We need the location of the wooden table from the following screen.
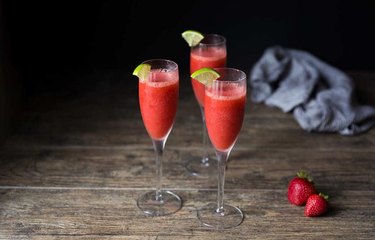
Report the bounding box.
[1,70,374,239]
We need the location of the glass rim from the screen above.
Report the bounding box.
[141,59,178,71]
[197,33,226,46]
[212,67,247,83]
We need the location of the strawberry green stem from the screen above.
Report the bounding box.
[297,170,313,182]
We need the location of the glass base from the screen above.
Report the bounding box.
[137,190,182,216]
[197,202,244,229]
[185,156,217,177]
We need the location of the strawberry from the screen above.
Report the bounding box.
[287,171,316,206]
[304,193,329,217]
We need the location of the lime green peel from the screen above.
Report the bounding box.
[182,30,204,47]
[191,67,220,85]
[133,63,151,80]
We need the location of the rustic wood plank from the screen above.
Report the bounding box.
[1,70,374,239]
[0,188,374,239]
[0,148,374,191]
[2,100,374,150]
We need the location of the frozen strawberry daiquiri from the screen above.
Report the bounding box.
[190,38,227,106]
[139,70,179,140]
[205,82,246,152]
[134,59,182,217]
[186,33,227,176]
[197,67,247,230]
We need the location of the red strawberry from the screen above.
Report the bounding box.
[305,193,329,217]
[287,171,316,206]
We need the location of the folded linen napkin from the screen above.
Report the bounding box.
[249,46,375,135]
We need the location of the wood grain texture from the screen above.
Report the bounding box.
[0,148,374,191]
[0,70,374,239]
[0,189,374,239]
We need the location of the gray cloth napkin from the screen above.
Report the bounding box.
[249,46,375,135]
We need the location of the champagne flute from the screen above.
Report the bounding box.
[134,59,182,216]
[197,67,246,229]
[186,33,227,176]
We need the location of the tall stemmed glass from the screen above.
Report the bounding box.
[197,68,247,229]
[135,59,182,216]
[186,34,227,176]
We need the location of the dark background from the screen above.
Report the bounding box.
[3,0,375,92]
[1,0,375,142]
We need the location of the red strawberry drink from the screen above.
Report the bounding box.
[197,68,247,229]
[190,35,227,106]
[185,33,227,176]
[139,69,179,140]
[135,59,182,216]
[205,80,246,151]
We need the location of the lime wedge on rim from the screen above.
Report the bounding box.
[191,67,220,85]
[182,30,204,47]
[133,63,151,80]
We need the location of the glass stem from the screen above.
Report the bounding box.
[152,139,166,201]
[216,150,229,214]
[200,106,210,165]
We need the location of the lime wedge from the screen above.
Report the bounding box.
[191,67,220,85]
[133,63,151,80]
[182,30,204,47]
